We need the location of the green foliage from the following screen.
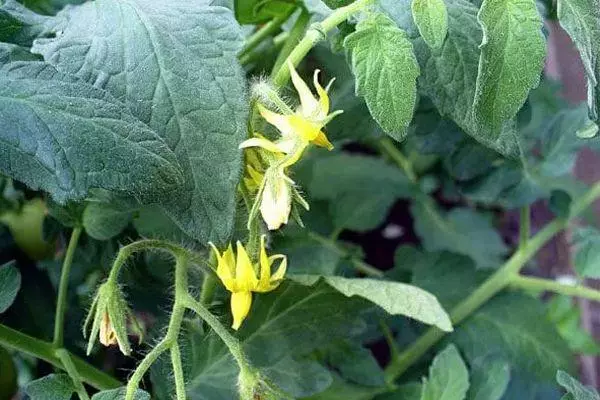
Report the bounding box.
[474,0,546,133]
[572,226,600,278]
[557,0,600,122]
[548,295,600,356]
[234,0,294,24]
[344,12,420,141]
[25,374,76,400]
[31,0,248,243]
[556,370,600,400]
[0,261,20,313]
[420,344,469,400]
[92,388,150,400]
[292,275,453,331]
[82,202,133,241]
[411,0,448,49]
[467,357,510,400]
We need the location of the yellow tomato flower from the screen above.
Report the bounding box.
[240,61,342,168]
[209,236,286,330]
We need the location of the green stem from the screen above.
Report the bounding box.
[272,0,375,87]
[377,138,417,183]
[0,324,120,390]
[53,227,82,348]
[184,296,249,370]
[125,253,190,400]
[519,205,530,250]
[200,249,218,305]
[239,9,295,59]
[307,231,384,277]
[171,343,186,400]
[271,8,310,78]
[511,275,600,302]
[56,349,90,400]
[384,182,600,382]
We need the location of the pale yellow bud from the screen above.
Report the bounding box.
[260,169,292,230]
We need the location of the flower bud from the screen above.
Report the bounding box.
[83,281,132,356]
[260,168,292,231]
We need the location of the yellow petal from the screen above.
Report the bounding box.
[280,142,308,168]
[211,242,236,292]
[311,130,334,150]
[240,137,285,154]
[288,60,320,119]
[269,254,287,282]
[99,312,117,347]
[258,235,271,290]
[313,70,330,117]
[235,241,258,291]
[288,115,322,142]
[258,105,296,137]
[230,291,252,330]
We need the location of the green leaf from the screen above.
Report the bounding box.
[451,293,573,379]
[0,42,39,64]
[24,374,75,400]
[0,261,20,313]
[292,275,453,331]
[83,202,132,241]
[320,0,352,8]
[420,344,469,400]
[32,0,248,243]
[273,231,341,275]
[473,0,546,132]
[326,340,385,387]
[234,0,294,24]
[344,12,420,141]
[0,0,56,46]
[306,153,415,232]
[17,0,85,15]
[305,374,385,400]
[573,226,600,279]
[411,0,448,49]
[384,0,519,155]
[0,62,183,204]
[557,0,600,122]
[92,387,150,400]
[548,295,600,356]
[468,357,510,400]
[410,201,508,268]
[557,370,600,400]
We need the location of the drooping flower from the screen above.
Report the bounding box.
[259,167,293,230]
[210,236,286,330]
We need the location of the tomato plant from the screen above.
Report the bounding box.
[0,0,599,399]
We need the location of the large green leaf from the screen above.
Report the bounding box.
[473,0,546,132]
[18,0,85,15]
[557,0,600,122]
[467,357,510,400]
[420,344,470,400]
[410,201,508,268]
[382,0,519,155]
[92,388,150,400]
[292,275,453,331]
[0,62,183,204]
[32,0,248,243]
[234,0,294,23]
[82,202,133,241]
[556,370,600,400]
[411,0,448,50]
[326,340,385,387]
[0,0,55,46]
[344,12,420,141]
[24,374,75,400]
[0,261,20,313]
[451,293,573,380]
[572,226,600,279]
[306,153,415,232]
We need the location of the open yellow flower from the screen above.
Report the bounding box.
[240,61,342,168]
[209,236,286,330]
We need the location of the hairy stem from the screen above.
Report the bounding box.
[125,253,190,400]
[184,296,249,370]
[384,182,600,381]
[240,8,295,59]
[271,8,310,77]
[0,324,120,390]
[171,343,186,400]
[272,0,375,86]
[511,275,600,302]
[378,138,417,183]
[56,349,90,400]
[53,227,82,348]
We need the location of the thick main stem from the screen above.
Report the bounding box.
[384,182,600,382]
[53,227,82,348]
[0,324,120,390]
